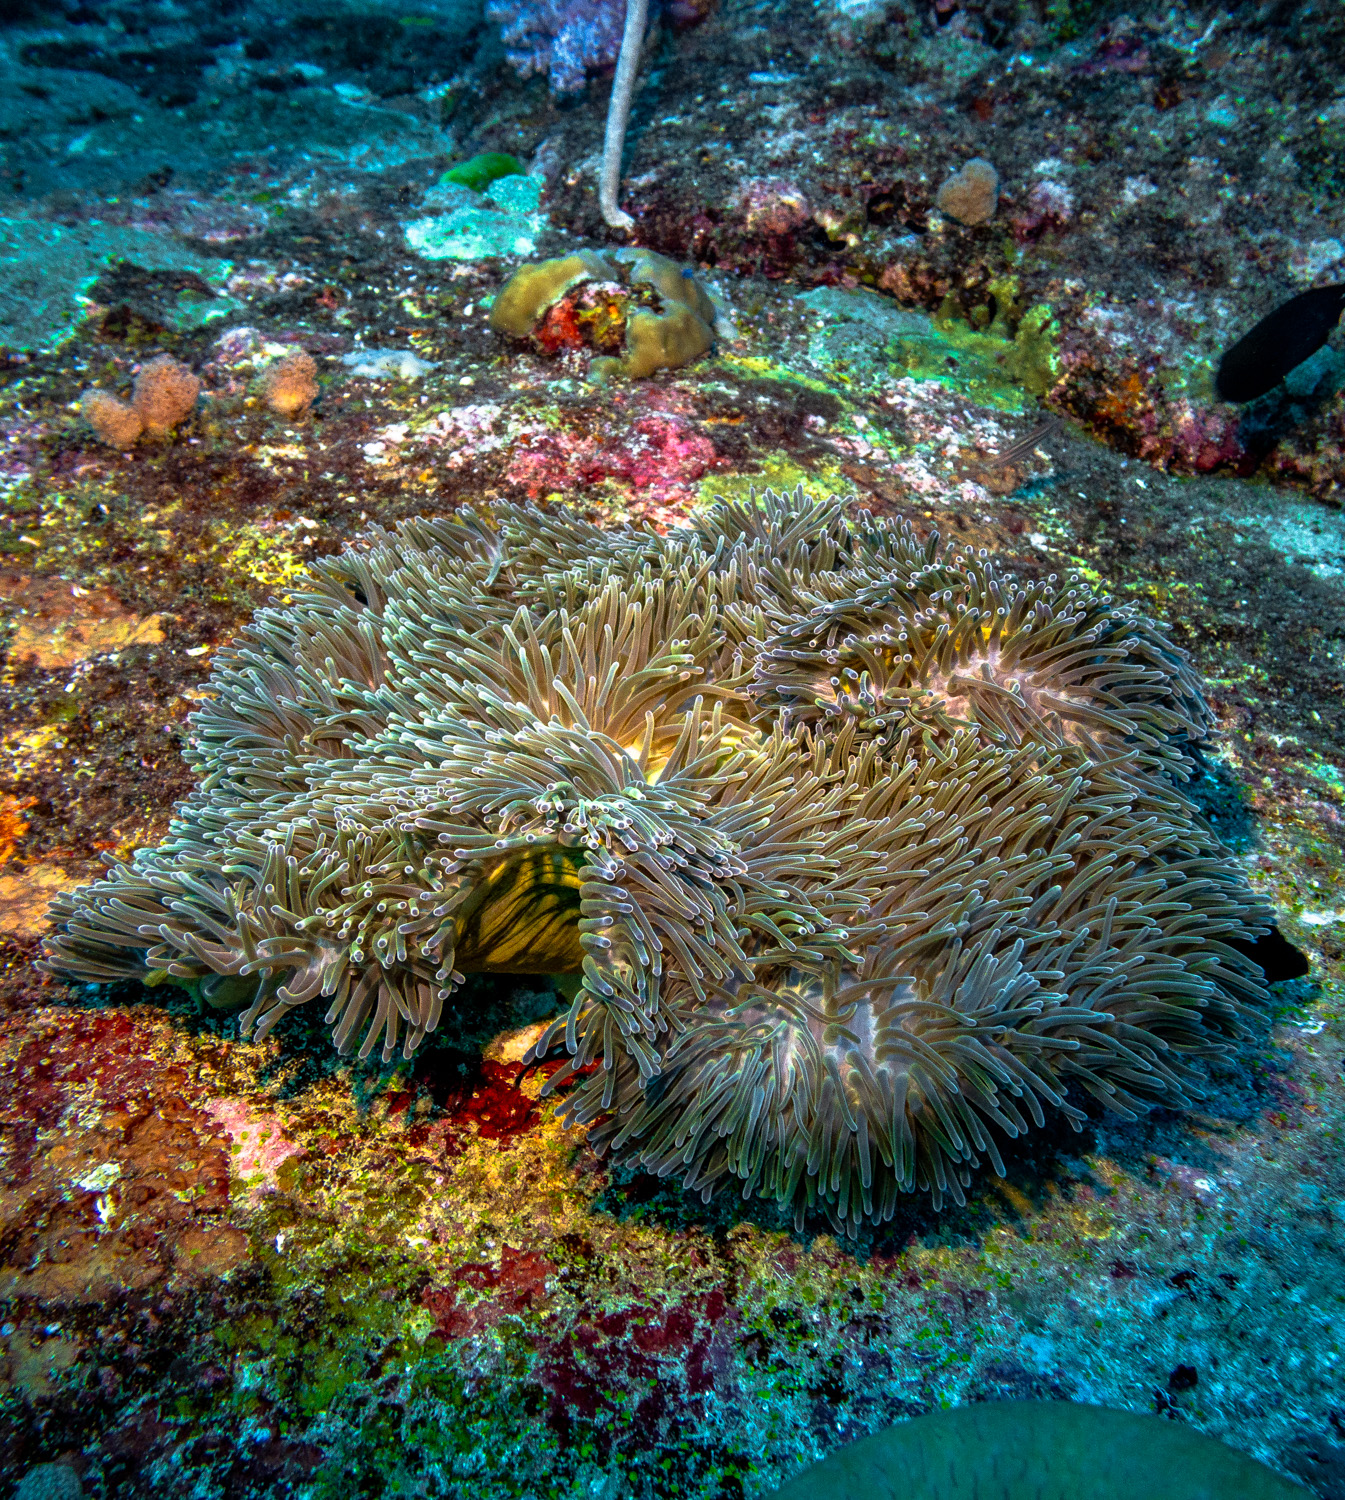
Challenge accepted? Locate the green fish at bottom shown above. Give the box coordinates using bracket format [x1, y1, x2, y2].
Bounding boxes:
[769, 1402, 1306, 1500]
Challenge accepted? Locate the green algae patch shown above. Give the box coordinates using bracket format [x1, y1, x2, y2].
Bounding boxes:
[443, 153, 523, 192]
[715, 354, 849, 404]
[211, 1227, 443, 1419]
[307, 1331, 565, 1500]
[801, 280, 1061, 409]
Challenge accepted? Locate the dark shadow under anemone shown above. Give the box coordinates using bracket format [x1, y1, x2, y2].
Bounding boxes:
[42, 487, 1276, 1235]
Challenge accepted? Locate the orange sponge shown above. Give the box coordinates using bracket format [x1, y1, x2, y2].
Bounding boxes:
[260, 351, 320, 417]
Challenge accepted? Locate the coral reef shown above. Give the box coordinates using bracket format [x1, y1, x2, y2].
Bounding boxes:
[341, 349, 438, 382]
[12, 1462, 83, 1500]
[405, 174, 550, 262]
[0, 219, 229, 351]
[44, 487, 1270, 1231]
[1, 0, 1343, 1493]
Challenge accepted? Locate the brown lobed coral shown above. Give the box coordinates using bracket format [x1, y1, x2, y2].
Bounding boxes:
[42, 488, 1271, 1231]
[491, 248, 717, 380]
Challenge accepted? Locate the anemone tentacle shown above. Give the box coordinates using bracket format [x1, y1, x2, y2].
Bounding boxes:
[42, 486, 1273, 1231]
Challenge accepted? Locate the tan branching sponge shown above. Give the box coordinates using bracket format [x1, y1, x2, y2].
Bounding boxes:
[80, 388, 144, 448]
[42, 489, 1271, 1231]
[80, 353, 201, 445]
[131, 354, 201, 437]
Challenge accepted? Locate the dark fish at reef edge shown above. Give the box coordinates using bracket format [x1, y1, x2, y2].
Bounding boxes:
[1216, 283, 1345, 402]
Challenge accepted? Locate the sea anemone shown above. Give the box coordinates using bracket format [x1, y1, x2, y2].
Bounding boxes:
[42, 488, 1271, 1231]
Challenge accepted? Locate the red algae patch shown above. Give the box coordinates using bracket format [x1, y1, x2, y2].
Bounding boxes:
[534, 1291, 739, 1458]
[433, 1060, 543, 1146]
[421, 1244, 557, 1340]
[503, 397, 722, 516]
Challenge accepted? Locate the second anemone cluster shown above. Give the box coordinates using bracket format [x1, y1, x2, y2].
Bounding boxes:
[44, 489, 1271, 1232]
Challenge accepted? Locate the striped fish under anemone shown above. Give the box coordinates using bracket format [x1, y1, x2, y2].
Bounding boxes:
[42, 487, 1274, 1232]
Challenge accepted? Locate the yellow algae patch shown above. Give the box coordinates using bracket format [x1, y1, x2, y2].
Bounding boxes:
[0, 794, 29, 868]
[2, 725, 61, 778]
[222, 524, 314, 590]
[433, 1107, 600, 1244]
[698, 453, 851, 508]
[484, 1020, 560, 1066]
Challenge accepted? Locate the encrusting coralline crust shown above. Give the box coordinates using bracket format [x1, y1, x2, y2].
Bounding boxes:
[43, 488, 1272, 1231]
